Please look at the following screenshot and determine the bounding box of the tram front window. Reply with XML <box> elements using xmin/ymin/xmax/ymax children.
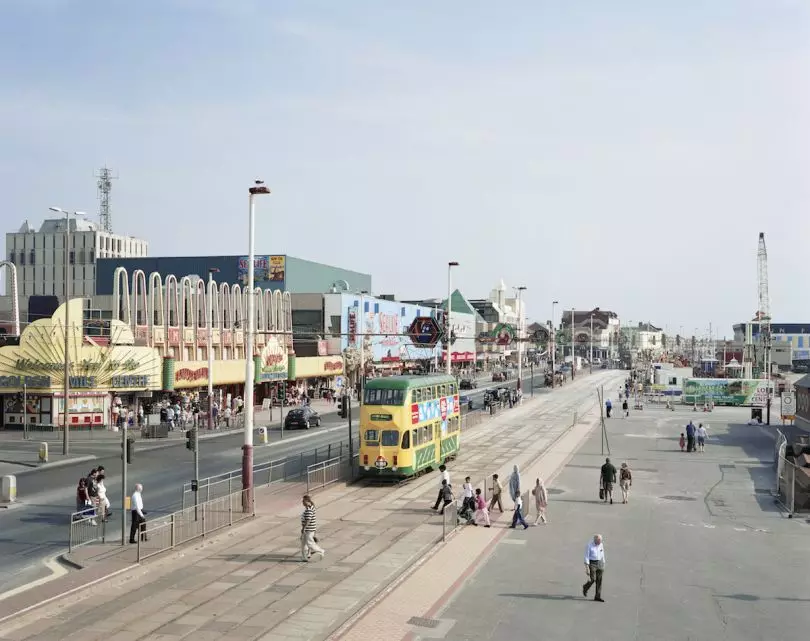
<box><xmin>381</xmin><ymin>430</ymin><xmax>399</xmax><ymax>446</ymax></box>
<box><xmin>364</xmin><ymin>389</ymin><xmax>405</xmax><ymax>405</ymax></box>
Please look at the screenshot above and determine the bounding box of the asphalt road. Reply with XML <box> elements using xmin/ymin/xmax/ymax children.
<box><xmin>0</xmin><ymin>371</ymin><xmax>540</xmax><ymax>595</ymax></box>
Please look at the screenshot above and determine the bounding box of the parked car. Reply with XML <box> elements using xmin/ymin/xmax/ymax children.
<box><xmin>460</xmin><ymin>378</ymin><xmax>477</xmax><ymax>390</ymax></box>
<box><xmin>491</xmin><ymin>372</ymin><xmax>505</xmax><ymax>382</ymax></box>
<box><xmin>284</xmin><ymin>407</ymin><xmax>322</xmax><ymax>430</ymax></box>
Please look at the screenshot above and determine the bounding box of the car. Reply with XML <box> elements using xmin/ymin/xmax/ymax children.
<box><xmin>491</xmin><ymin>372</ymin><xmax>505</xmax><ymax>382</ymax></box>
<box><xmin>459</xmin><ymin>379</ymin><xmax>477</xmax><ymax>390</ymax></box>
<box><xmin>284</xmin><ymin>407</ymin><xmax>321</xmax><ymax>430</ymax></box>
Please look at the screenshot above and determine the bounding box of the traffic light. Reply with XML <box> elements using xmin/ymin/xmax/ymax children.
<box><xmin>185</xmin><ymin>429</ymin><xmax>196</xmax><ymax>452</ymax></box>
<box><xmin>337</xmin><ymin>395</ymin><xmax>348</xmax><ymax>419</ymax></box>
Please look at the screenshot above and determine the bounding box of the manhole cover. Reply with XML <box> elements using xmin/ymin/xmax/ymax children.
<box><xmin>661</xmin><ymin>495</ymin><xmax>697</xmax><ymax>501</ymax></box>
<box><xmin>547</xmin><ymin>488</ymin><xmax>565</xmax><ymax>495</ymax></box>
<box><xmin>408</xmin><ymin>617</ymin><xmax>441</xmax><ymax>629</ymax></box>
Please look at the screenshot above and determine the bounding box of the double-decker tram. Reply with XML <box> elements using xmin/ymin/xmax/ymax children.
<box><xmin>358</xmin><ymin>374</ymin><xmax>461</xmax><ymax>478</ymax></box>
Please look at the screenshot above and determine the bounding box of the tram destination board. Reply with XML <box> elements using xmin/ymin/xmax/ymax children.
<box><xmin>407</xmin><ymin>316</ymin><xmax>443</xmax><ymax>348</ymax></box>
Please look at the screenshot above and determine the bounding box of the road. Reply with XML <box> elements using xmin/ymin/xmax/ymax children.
<box><xmin>0</xmin><ymin>370</ymin><xmax>542</xmax><ymax>595</ymax></box>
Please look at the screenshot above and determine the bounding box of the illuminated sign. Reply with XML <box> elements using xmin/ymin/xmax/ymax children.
<box><xmin>0</xmin><ymin>375</ymin><xmax>51</xmax><ymax>388</ymax></box>
<box><xmin>111</xmin><ymin>375</ymin><xmax>150</xmax><ymax>388</ymax></box>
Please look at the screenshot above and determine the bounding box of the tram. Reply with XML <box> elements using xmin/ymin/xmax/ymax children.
<box><xmin>358</xmin><ymin>374</ymin><xmax>461</xmax><ymax>478</ymax></box>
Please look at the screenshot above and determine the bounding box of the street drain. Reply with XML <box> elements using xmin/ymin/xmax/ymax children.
<box><xmin>661</xmin><ymin>495</ymin><xmax>697</xmax><ymax>501</ymax></box>
<box><xmin>408</xmin><ymin>617</ymin><xmax>441</xmax><ymax>629</ymax></box>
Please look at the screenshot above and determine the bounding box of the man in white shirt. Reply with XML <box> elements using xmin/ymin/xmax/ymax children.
<box><xmin>697</xmin><ymin>424</ymin><xmax>708</xmax><ymax>452</ymax></box>
<box><xmin>129</xmin><ymin>484</ymin><xmax>146</xmax><ymax>544</ymax></box>
<box><xmin>432</xmin><ymin>465</ymin><xmax>450</xmax><ymax>511</ymax></box>
<box><xmin>582</xmin><ymin>534</ymin><xmax>606</xmax><ymax>602</ymax></box>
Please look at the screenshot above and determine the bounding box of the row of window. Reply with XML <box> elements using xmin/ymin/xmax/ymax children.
<box><xmin>364</xmin><ymin>416</ymin><xmax>461</xmax><ymax>450</ymax></box>
<box><xmin>8</xmin><ymin>249</ymin><xmax>96</xmax><ymax>266</ymax></box>
<box><xmin>9</xmin><ymin>233</ymin><xmax>145</xmax><ymax>254</ymax></box>
<box><xmin>363</xmin><ymin>382</ymin><xmax>459</xmax><ymax>406</ymax></box>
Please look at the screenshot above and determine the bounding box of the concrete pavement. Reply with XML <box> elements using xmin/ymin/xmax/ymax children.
<box><xmin>0</xmin><ymin>370</ymin><xmax>620</xmax><ymax>640</ymax></box>
<box><xmin>409</xmin><ymin>407</ymin><xmax>808</xmax><ymax>641</ymax></box>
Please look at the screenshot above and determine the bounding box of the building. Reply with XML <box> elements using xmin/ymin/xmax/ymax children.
<box><xmin>795</xmin><ymin>374</ymin><xmax>810</xmax><ymax>434</ymax></box>
<box><xmin>733</xmin><ymin>322</ymin><xmax>810</xmax><ymax>367</ymax></box>
<box><xmin>620</xmin><ymin>321</ymin><xmax>664</xmax><ymax>356</ymax></box>
<box><xmin>560</xmin><ymin>309</ymin><xmax>621</xmax><ymax>361</ymax></box>
<box><xmin>1</xmin><ymin>217</ymin><xmax>148</xmax><ymax>326</ymax></box>
<box><xmin>469</xmin><ymin>279</ymin><xmax>526</xmax><ymax>367</ymax></box>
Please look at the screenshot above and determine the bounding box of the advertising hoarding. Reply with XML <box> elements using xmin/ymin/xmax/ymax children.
<box><xmin>682</xmin><ymin>378</ymin><xmax>774</xmax><ymax>407</ymax></box>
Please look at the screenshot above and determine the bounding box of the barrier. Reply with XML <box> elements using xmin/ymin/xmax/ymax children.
<box><xmin>441</xmin><ymin>502</ymin><xmax>458</xmax><ymax>542</ymax></box>
<box><xmin>69</xmin><ymin>509</ymin><xmax>106</xmax><ymax>552</ymax></box>
<box><xmin>138</xmin><ymin>489</ymin><xmax>254</xmax><ymax>562</ymax></box>
<box><xmin>306</xmin><ymin>456</ymin><xmax>345</xmax><ymax>493</ymax></box>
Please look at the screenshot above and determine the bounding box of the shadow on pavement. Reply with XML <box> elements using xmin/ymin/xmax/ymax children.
<box><xmin>213</xmin><ymin>553</ymin><xmax>301</xmax><ymax>564</ymax></box>
<box><xmin>714</xmin><ymin>593</ymin><xmax>810</xmax><ymax>603</ymax></box>
<box><xmin>499</xmin><ymin>593</ymin><xmax>580</xmax><ymax>601</ymax></box>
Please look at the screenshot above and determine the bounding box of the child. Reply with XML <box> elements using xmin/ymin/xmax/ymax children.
<box><xmin>474</xmin><ymin>488</ymin><xmax>491</xmax><ymax>527</ymax></box>
<box><xmin>679</xmin><ymin>433</ymin><xmax>686</xmax><ymax>452</ymax></box>
<box><xmin>509</xmin><ymin>494</ymin><xmax>529</xmax><ymax>530</ymax></box>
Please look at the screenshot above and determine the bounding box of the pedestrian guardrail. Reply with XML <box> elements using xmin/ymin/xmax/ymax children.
<box><xmin>69</xmin><ymin>509</ymin><xmax>106</xmax><ymax>552</ymax></box>
<box><xmin>137</xmin><ymin>489</ymin><xmax>254</xmax><ymax>562</ymax></box>
<box><xmin>306</xmin><ymin>456</ymin><xmax>347</xmax><ymax>493</ymax></box>
<box><xmin>441</xmin><ymin>502</ymin><xmax>458</xmax><ymax>542</ymax></box>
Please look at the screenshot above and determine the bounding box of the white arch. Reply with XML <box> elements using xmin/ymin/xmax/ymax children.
<box><xmin>179</xmin><ymin>276</ymin><xmax>195</xmax><ymax>331</ymax></box>
<box><xmin>231</xmin><ymin>284</ymin><xmax>243</xmax><ymax>330</ymax></box>
<box><xmin>132</xmin><ymin>269</ymin><xmax>148</xmax><ymax>330</ymax></box>
<box><xmin>165</xmin><ymin>274</ymin><xmax>179</xmax><ymax>329</ymax></box>
<box><xmin>112</xmin><ymin>266</ymin><xmax>131</xmax><ymax>326</ymax></box>
<box><xmin>220</xmin><ymin>282</ymin><xmax>231</xmax><ymax>330</ymax></box>
<box><xmin>0</xmin><ymin>261</ymin><xmax>19</xmax><ymax>336</ymax></box>
<box><xmin>148</xmin><ymin>272</ymin><xmax>164</xmax><ymax>330</ymax></box>
<box><xmin>263</xmin><ymin>290</ymin><xmax>276</xmax><ymax>332</ymax></box>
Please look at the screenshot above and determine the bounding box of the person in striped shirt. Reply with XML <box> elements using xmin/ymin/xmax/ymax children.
<box><xmin>301</xmin><ymin>494</ymin><xmax>325</xmax><ymax>562</ymax></box>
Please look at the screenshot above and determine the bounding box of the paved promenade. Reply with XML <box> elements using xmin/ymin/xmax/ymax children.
<box><xmin>0</xmin><ymin>370</ymin><xmax>621</xmax><ymax>641</ymax></box>
<box><xmin>411</xmin><ymin>407</ymin><xmax>808</xmax><ymax>641</ymax></box>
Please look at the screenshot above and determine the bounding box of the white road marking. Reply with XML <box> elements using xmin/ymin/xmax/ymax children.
<box><xmin>0</xmin><ymin>554</ymin><xmax>67</xmax><ymax>602</ymax></box>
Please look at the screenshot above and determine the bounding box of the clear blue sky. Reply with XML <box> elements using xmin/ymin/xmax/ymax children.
<box><xmin>1</xmin><ymin>0</ymin><xmax>808</xmax><ymax>336</ymax></box>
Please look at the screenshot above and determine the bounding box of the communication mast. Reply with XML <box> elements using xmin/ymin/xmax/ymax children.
<box><xmin>757</xmin><ymin>232</ymin><xmax>771</xmax><ymax>381</ymax></box>
<box><xmin>96</xmin><ymin>166</ymin><xmax>117</xmax><ymax>233</ymax></box>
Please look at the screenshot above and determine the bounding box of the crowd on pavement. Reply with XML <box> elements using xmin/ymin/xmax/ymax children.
<box><xmin>74</xmin><ymin>466</ymin><xmax>111</xmax><ymax>525</ymax></box>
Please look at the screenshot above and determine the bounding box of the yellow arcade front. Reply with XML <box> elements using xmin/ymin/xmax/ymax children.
<box><xmin>359</xmin><ymin>374</ymin><xmax>460</xmax><ymax>477</ymax></box>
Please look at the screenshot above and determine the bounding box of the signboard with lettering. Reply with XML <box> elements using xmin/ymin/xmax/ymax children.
<box><xmin>407</xmin><ymin>316</ymin><xmax>442</xmax><ymax>348</ymax></box>
<box><xmin>258</xmin><ymin>336</ymin><xmax>288</xmax><ymax>382</ymax></box>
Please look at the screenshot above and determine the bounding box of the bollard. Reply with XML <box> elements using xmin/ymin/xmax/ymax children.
<box><xmin>1</xmin><ymin>475</ymin><xmax>17</xmax><ymax>504</ymax></box>
<box><xmin>258</xmin><ymin>427</ymin><xmax>268</xmax><ymax>445</ymax></box>
<box><xmin>39</xmin><ymin>442</ymin><xmax>49</xmax><ymax>463</ymax></box>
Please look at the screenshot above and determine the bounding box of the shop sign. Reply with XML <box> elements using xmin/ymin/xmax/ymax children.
<box><xmin>111</xmin><ymin>375</ymin><xmax>150</xmax><ymax>388</ymax></box>
<box><xmin>176</xmin><ymin>367</ymin><xmax>209</xmax><ymax>384</ymax></box>
<box><xmin>0</xmin><ymin>375</ymin><xmax>51</xmax><ymax>388</ymax></box>
<box><xmin>348</xmin><ymin>309</ymin><xmax>357</xmax><ymax>345</ymax></box>
<box><xmin>323</xmin><ymin>360</ymin><xmax>342</xmax><ymax>372</ymax></box>
<box><xmin>14</xmin><ymin>358</ymin><xmax>141</xmax><ymax>374</ymax></box>
<box><xmin>259</xmin><ymin>337</ymin><xmax>288</xmax><ymax>382</ymax></box>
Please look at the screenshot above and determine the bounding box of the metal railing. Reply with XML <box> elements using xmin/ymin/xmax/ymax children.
<box><xmin>441</xmin><ymin>502</ymin><xmax>458</xmax><ymax>541</ymax></box>
<box><xmin>69</xmin><ymin>508</ymin><xmax>106</xmax><ymax>552</ymax></box>
<box><xmin>137</xmin><ymin>489</ymin><xmax>254</xmax><ymax>562</ymax></box>
<box><xmin>306</xmin><ymin>456</ymin><xmax>346</xmax><ymax>493</ymax></box>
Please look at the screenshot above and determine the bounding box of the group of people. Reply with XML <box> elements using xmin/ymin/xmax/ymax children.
<box><xmin>74</xmin><ymin>466</ymin><xmax>111</xmax><ymax>525</ymax></box>
<box><xmin>681</xmin><ymin>420</ymin><xmax>708</xmax><ymax>452</ymax></box>
<box><xmin>599</xmin><ymin>458</ymin><xmax>633</xmax><ymax>504</ymax></box>
<box><xmin>431</xmin><ymin>464</ymin><xmax>549</xmax><ymax>529</ymax></box>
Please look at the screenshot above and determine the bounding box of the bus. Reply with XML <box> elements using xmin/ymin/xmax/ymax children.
<box><xmin>359</xmin><ymin>374</ymin><xmax>461</xmax><ymax>478</ymax></box>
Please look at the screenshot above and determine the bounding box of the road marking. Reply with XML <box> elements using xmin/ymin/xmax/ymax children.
<box><xmin>0</xmin><ymin>554</ymin><xmax>67</xmax><ymax>603</ymax></box>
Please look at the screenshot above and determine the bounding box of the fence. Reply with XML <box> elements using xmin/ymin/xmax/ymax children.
<box><xmin>68</xmin><ymin>509</ymin><xmax>106</xmax><ymax>552</ymax></box>
<box><xmin>137</xmin><ymin>489</ymin><xmax>254</xmax><ymax>562</ymax></box>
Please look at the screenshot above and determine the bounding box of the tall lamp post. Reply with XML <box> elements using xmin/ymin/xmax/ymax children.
<box><xmin>358</xmin><ymin>290</ymin><xmax>368</xmax><ymax>404</ymax></box>
<box><xmin>515</xmin><ymin>286</ymin><xmax>526</xmax><ymax>394</ymax></box>
<box><xmin>550</xmin><ymin>300</ymin><xmax>558</xmax><ymax>388</ymax></box>
<box><xmin>49</xmin><ymin>207</ymin><xmax>85</xmax><ymax>455</ymax></box>
<box><xmin>590</xmin><ymin>314</ymin><xmax>594</xmax><ymax>374</ymax></box>
<box><xmin>570</xmin><ymin>308</ymin><xmax>576</xmax><ymax>380</ymax></box>
<box><xmin>446</xmin><ymin>262</ymin><xmax>459</xmax><ymax>376</ymax></box>
<box><xmin>242</xmin><ymin>181</ymin><xmax>270</xmax><ymax>504</ymax></box>
<box><xmin>207</xmin><ymin>268</ymin><xmax>220</xmax><ymax>429</ymax></box>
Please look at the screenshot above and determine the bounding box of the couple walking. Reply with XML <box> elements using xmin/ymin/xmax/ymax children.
<box><xmin>600</xmin><ymin>458</ymin><xmax>633</xmax><ymax>504</ymax></box>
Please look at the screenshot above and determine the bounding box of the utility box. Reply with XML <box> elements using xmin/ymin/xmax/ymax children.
<box><xmin>1</xmin><ymin>475</ymin><xmax>17</xmax><ymax>503</ymax></box>
<box><xmin>39</xmin><ymin>442</ymin><xmax>49</xmax><ymax>463</ymax></box>
<box><xmin>258</xmin><ymin>427</ymin><xmax>268</xmax><ymax>444</ymax></box>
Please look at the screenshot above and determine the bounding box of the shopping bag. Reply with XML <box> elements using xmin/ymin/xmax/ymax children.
<box><xmin>599</xmin><ymin>488</ymin><xmax>605</xmax><ymax>500</ymax></box>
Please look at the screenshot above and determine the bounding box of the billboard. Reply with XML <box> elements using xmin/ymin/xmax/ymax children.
<box><xmin>237</xmin><ymin>255</ymin><xmax>285</xmax><ymax>285</ymax></box>
<box><xmin>682</xmin><ymin>378</ymin><xmax>774</xmax><ymax>407</ymax></box>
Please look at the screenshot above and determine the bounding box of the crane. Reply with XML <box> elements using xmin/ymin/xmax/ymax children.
<box><xmin>757</xmin><ymin>232</ymin><xmax>771</xmax><ymax>382</ymax></box>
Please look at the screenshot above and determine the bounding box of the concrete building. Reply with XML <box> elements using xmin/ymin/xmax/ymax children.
<box><xmin>1</xmin><ymin>217</ymin><xmax>148</xmax><ymax>325</ymax></box>
<box><xmin>621</xmin><ymin>321</ymin><xmax>664</xmax><ymax>356</ymax></box>
<box><xmin>468</xmin><ymin>279</ymin><xmax>527</xmax><ymax>366</ymax></box>
<box><xmin>560</xmin><ymin>309</ymin><xmax>621</xmax><ymax>361</ymax></box>
<box><xmin>733</xmin><ymin>322</ymin><xmax>810</xmax><ymax>367</ymax></box>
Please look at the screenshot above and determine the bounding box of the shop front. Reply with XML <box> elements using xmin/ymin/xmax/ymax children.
<box><xmin>254</xmin><ymin>336</ymin><xmax>291</xmax><ymax>405</ymax></box>
<box><xmin>289</xmin><ymin>355</ymin><xmax>343</xmax><ymax>398</ymax></box>
<box><xmin>161</xmin><ymin>357</ymin><xmax>249</xmax><ymax>413</ymax></box>
<box><xmin>0</xmin><ymin>301</ymin><xmax>162</xmax><ymax>430</ymax></box>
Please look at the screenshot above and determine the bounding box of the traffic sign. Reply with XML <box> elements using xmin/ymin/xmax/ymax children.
<box><xmin>781</xmin><ymin>392</ymin><xmax>795</xmax><ymax>421</ymax></box>
<box><xmin>408</xmin><ymin>316</ymin><xmax>442</xmax><ymax>348</ymax></box>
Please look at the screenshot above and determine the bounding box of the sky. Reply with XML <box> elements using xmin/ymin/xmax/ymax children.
<box><xmin>1</xmin><ymin>0</ymin><xmax>808</xmax><ymax>337</ymax></box>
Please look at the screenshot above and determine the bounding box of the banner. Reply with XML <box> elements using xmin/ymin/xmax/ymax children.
<box><xmin>682</xmin><ymin>378</ymin><xmax>773</xmax><ymax>407</ymax></box>
<box><xmin>237</xmin><ymin>256</ymin><xmax>270</xmax><ymax>285</ymax></box>
<box><xmin>268</xmin><ymin>255</ymin><xmax>285</xmax><ymax>282</ymax></box>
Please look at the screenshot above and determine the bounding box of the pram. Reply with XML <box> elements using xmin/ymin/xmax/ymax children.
<box><xmin>457</xmin><ymin>498</ymin><xmax>476</xmax><ymax>525</ymax></box>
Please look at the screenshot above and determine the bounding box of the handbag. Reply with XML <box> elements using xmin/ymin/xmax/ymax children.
<box><xmin>599</xmin><ymin>488</ymin><xmax>605</xmax><ymax>500</ymax></box>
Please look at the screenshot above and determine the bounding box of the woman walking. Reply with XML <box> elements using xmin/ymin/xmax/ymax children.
<box><xmin>473</xmin><ymin>488</ymin><xmax>491</xmax><ymax>527</ymax></box>
<box><xmin>508</xmin><ymin>465</ymin><xmax>522</xmax><ymax>510</ymax></box>
<box><xmin>619</xmin><ymin>462</ymin><xmax>633</xmax><ymax>504</ymax></box>
<box><xmin>532</xmin><ymin>477</ymin><xmax>548</xmax><ymax>524</ymax></box>
<box><xmin>96</xmin><ymin>473</ymin><xmax>111</xmax><ymax>522</ymax></box>
<box><xmin>75</xmin><ymin>478</ymin><xmax>97</xmax><ymax>525</ymax></box>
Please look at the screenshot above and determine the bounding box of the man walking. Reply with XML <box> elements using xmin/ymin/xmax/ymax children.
<box><xmin>697</xmin><ymin>423</ymin><xmax>708</xmax><ymax>452</ymax></box>
<box><xmin>600</xmin><ymin>457</ymin><xmax>617</xmax><ymax>505</ymax></box>
<box><xmin>300</xmin><ymin>494</ymin><xmax>325</xmax><ymax>562</ymax></box>
<box><xmin>488</xmin><ymin>473</ymin><xmax>504</xmax><ymax>513</ymax></box>
<box><xmin>685</xmin><ymin>421</ymin><xmax>696</xmax><ymax>453</ymax></box>
<box><xmin>432</xmin><ymin>465</ymin><xmax>450</xmax><ymax>511</ymax></box>
<box><xmin>129</xmin><ymin>483</ymin><xmax>146</xmax><ymax>544</ymax></box>
<box><xmin>582</xmin><ymin>534</ymin><xmax>606</xmax><ymax>602</ymax></box>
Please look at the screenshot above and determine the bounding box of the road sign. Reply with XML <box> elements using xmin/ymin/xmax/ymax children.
<box><xmin>408</xmin><ymin>316</ymin><xmax>442</xmax><ymax>348</ymax></box>
<box><xmin>781</xmin><ymin>392</ymin><xmax>795</xmax><ymax>421</ymax></box>
<box><xmin>334</xmin><ymin>375</ymin><xmax>344</xmax><ymax>390</ymax></box>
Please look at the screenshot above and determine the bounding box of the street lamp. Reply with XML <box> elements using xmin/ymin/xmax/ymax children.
<box><xmin>446</xmin><ymin>262</ymin><xmax>459</xmax><ymax>376</ymax></box>
<box><xmin>515</xmin><ymin>286</ymin><xmax>527</xmax><ymax>395</ymax></box>
<box><xmin>358</xmin><ymin>290</ymin><xmax>368</xmax><ymax>404</ymax></box>
<box><xmin>590</xmin><ymin>314</ymin><xmax>594</xmax><ymax>374</ymax></box>
<box><xmin>242</xmin><ymin>180</ymin><xmax>270</xmax><ymax>504</ymax></box>
<box><xmin>207</xmin><ymin>267</ymin><xmax>220</xmax><ymax>429</ymax></box>
<box><xmin>49</xmin><ymin>206</ymin><xmax>86</xmax><ymax>456</ymax></box>
<box><xmin>570</xmin><ymin>308</ymin><xmax>576</xmax><ymax>380</ymax></box>
<box><xmin>550</xmin><ymin>300</ymin><xmax>558</xmax><ymax>388</ymax></box>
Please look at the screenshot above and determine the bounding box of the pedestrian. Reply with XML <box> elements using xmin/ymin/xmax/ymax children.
<box><xmin>600</xmin><ymin>457</ymin><xmax>617</xmax><ymax>504</ymax></box>
<box><xmin>605</xmin><ymin>398</ymin><xmax>612</xmax><ymax>418</ymax></box>
<box><xmin>462</xmin><ymin>476</ymin><xmax>475</xmax><ymax>515</ymax></box>
<box><xmin>129</xmin><ymin>483</ymin><xmax>146</xmax><ymax>544</ymax></box>
<box><xmin>75</xmin><ymin>478</ymin><xmax>97</xmax><ymax>525</ymax></box>
<box><xmin>223</xmin><ymin>406</ymin><xmax>232</xmax><ymax>428</ymax></box>
<box><xmin>438</xmin><ymin>479</ymin><xmax>454</xmax><ymax>514</ymax></box>
<box><xmin>432</xmin><ymin>465</ymin><xmax>450</xmax><ymax>511</ymax></box>
<box><xmin>508</xmin><ymin>464</ymin><xmax>521</xmax><ymax>510</ymax></box>
<box><xmin>488</xmin><ymin>473</ymin><xmax>504</xmax><ymax>513</ymax></box>
<box><xmin>96</xmin><ymin>473</ymin><xmax>111</xmax><ymax>521</ymax></box>
<box><xmin>509</xmin><ymin>494</ymin><xmax>529</xmax><ymax>529</ymax></box>
<box><xmin>679</xmin><ymin>432</ymin><xmax>686</xmax><ymax>452</ymax></box>
<box><xmin>619</xmin><ymin>463</ymin><xmax>632</xmax><ymax>504</ymax></box>
<box><xmin>697</xmin><ymin>423</ymin><xmax>707</xmax><ymax>452</ymax></box>
<box><xmin>473</xmin><ymin>488</ymin><xmax>491</xmax><ymax>527</ymax></box>
<box><xmin>685</xmin><ymin>421</ymin><xmax>696</xmax><ymax>453</ymax></box>
<box><xmin>532</xmin><ymin>477</ymin><xmax>548</xmax><ymax>525</ymax></box>
<box><xmin>582</xmin><ymin>534</ymin><xmax>606</xmax><ymax>602</ymax></box>
<box><xmin>622</xmin><ymin>398</ymin><xmax>629</xmax><ymax>418</ymax></box>
<box><xmin>86</xmin><ymin>468</ymin><xmax>99</xmax><ymax>500</ymax></box>
<box><xmin>300</xmin><ymin>494</ymin><xmax>325</xmax><ymax>562</ymax></box>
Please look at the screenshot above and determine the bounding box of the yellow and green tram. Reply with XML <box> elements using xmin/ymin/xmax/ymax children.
<box><xmin>359</xmin><ymin>374</ymin><xmax>461</xmax><ymax>478</ymax></box>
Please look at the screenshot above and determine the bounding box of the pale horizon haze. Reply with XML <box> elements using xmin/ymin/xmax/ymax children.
<box><xmin>1</xmin><ymin>0</ymin><xmax>808</xmax><ymax>337</ymax></box>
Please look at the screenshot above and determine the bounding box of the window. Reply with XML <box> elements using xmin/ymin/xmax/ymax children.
<box><xmin>29</xmin><ymin>250</ymin><xmax>35</xmax><ymax>265</ymax></box>
<box><xmin>69</xmin><ymin>251</ymin><xmax>75</xmax><ymax>264</ymax></box>
<box><xmin>412</xmin><ymin>429</ymin><xmax>420</xmax><ymax>447</ymax></box>
<box><xmin>19</xmin><ymin>253</ymin><xmax>25</xmax><ymax>266</ymax></box>
<box><xmin>423</xmin><ymin>425</ymin><xmax>431</xmax><ymax>442</ymax></box>
<box><xmin>364</xmin><ymin>388</ymin><xmax>405</xmax><ymax>406</ymax></box>
<box><xmin>89</xmin><ymin>249</ymin><xmax>94</xmax><ymax>263</ymax></box>
<box><xmin>365</xmin><ymin>429</ymin><xmax>379</xmax><ymax>443</ymax></box>
<box><xmin>414</xmin><ymin>389</ymin><xmax>422</xmax><ymax>403</ymax></box>
<box><xmin>381</xmin><ymin>430</ymin><xmax>399</xmax><ymax>447</ymax></box>
<box><xmin>8</xmin><ymin>252</ymin><xmax>14</xmax><ymax>264</ymax></box>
